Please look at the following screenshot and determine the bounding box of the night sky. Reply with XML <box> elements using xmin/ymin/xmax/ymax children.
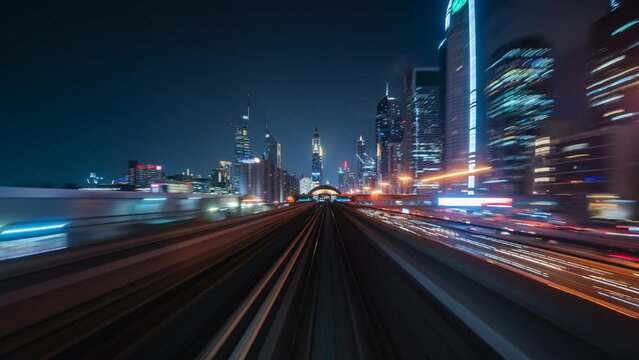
<box><xmin>1</xmin><ymin>0</ymin><xmax>607</xmax><ymax>187</ymax></box>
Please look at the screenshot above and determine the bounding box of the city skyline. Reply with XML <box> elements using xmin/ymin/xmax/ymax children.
<box><xmin>0</xmin><ymin>1</ymin><xmax>610</xmax><ymax>188</ymax></box>
<box><xmin>2</xmin><ymin>2</ymin><xmax>639</xmax><ymax>358</ymax></box>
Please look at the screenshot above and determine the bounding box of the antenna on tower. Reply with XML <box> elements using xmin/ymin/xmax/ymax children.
<box><xmin>243</xmin><ymin>94</ymin><xmax>250</xmax><ymax>122</ymax></box>
<box><xmin>385</xmin><ymin>81</ymin><xmax>389</xmax><ymax>97</ymax></box>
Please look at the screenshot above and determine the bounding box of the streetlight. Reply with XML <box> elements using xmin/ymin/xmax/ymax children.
<box><xmin>363</xmin><ymin>186</ymin><xmax>370</xmax><ymax>194</ymax></box>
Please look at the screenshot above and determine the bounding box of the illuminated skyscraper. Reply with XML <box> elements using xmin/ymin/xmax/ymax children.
<box><xmin>444</xmin><ymin>0</ymin><xmax>478</xmax><ymax>194</ymax></box>
<box><xmin>401</xmin><ymin>68</ymin><xmax>445</xmax><ymax>194</ymax></box>
<box><xmin>338</xmin><ymin>161</ymin><xmax>356</xmax><ymax>193</ymax></box>
<box><xmin>133</xmin><ymin>164</ymin><xmax>164</xmax><ymax>188</ymax></box>
<box><xmin>356</xmin><ymin>136</ymin><xmax>366</xmax><ymax>187</ymax></box>
<box><xmin>588</xmin><ymin>1</ymin><xmax>639</xmax><ymax>127</ymax></box>
<box><xmin>233</xmin><ymin>99</ymin><xmax>250</xmax><ymax>192</ymax></box>
<box><xmin>355</xmin><ymin>136</ymin><xmax>376</xmax><ymax>191</ymax></box>
<box><xmin>311</xmin><ymin>128</ymin><xmax>323</xmax><ymax>186</ymax></box>
<box><xmin>264</xmin><ymin>127</ymin><xmax>283</xmax><ymax>202</ymax></box>
<box><xmin>485</xmin><ymin>37</ymin><xmax>555</xmax><ymax>196</ymax></box>
<box><xmin>375</xmin><ymin>83</ymin><xmax>402</xmax><ymax>188</ymax></box>
<box><xmin>264</xmin><ymin>127</ymin><xmax>282</xmax><ymax>169</ymax></box>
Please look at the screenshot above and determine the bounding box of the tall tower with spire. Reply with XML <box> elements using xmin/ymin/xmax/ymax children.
<box><xmin>375</xmin><ymin>82</ymin><xmax>402</xmax><ymax>189</ymax></box>
<box><xmin>232</xmin><ymin>95</ymin><xmax>251</xmax><ymax>192</ymax></box>
<box><xmin>311</xmin><ymin>128</ymin><xmax>324</xmax><ymax>186</ymax></box>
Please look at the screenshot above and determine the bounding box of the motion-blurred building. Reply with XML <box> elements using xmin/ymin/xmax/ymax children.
<box><xmin>311</xmin><ymin>128</ymin><xmax>324</xmax><ymax>187</ymax></box>
<box><xmin>401</xmin><ymin>68</ymin><xmax>445</xmax><ymax>194</ymax></box>
<box><xmin>533</xmin><ymin>123</ymin><xmax>639</xmax><ymax>221</ymax></box>
<box><xmin>443</xmin><ymin>0</ymin><xmax>478</xmax><ymax>194</ymax></box>
<box><xmin>588</xmin><ymin>0</ymin><xmax>639</xmax><ymax>127</ymax></box>
<box><xmin>484</xmin><ymin>37</ymin><xmax>555</xmax><ymax>196</ymax></box>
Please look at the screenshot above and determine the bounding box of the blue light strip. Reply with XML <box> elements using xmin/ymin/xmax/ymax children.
<box><xmin>467</xmin><ymin>0</ymin><xmax>477</xmax><ymax>195</ymax></box>
<box><xmin>1</xmin><ymin>223</ymin><xmax>67</xmax><ymax>235</ymax></box>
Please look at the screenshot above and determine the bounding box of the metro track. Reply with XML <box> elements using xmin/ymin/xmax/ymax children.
<box><xmin>1</xmin><ymin>202</ymin><xmax>638</xmax><ymax>359</ymax></box>
<box><xmin>0</xmin><ymin>204</ymin><xmax>315</xmax><ymax>358</ymax></box>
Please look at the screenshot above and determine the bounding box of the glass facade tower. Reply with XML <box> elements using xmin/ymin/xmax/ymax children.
<box><xmin>401</xmin><ymin>68</ymin><xmax>444</xmax><ymax>194</ymax></box>
<box><xmin>485</xmin><ymin>37</ymin><xmax>555</xmax><ymax>196</ymax></box>
<box><xmin>311</xmin><ymin>128</ymin><xmax>324</xmax><ymax>187</ymax></box>
<box><xmin>588</xmin><ymin>1</ymin><xmax>639</xmax><ymax>127</ymax></box>
<box><xmin>444</xmin><ymin>0</ymin><xmax>478</xmax><ymax>194</ymax></box>
<box><xmin>375</xmin><ymin>83</ymin><xmax>402</xmax><ymax>189</ymax></box>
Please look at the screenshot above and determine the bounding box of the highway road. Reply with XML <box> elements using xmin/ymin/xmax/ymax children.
<box><xmin>0</xmin><ymin>202</ymin><xmax>637</xmax><ymax>359</ymax></box>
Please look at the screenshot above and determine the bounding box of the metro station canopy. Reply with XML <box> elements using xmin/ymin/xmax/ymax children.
<box><xmin>308</xmin><ymin>185</ymin><xmax>341</xmax><ymax>196</ymax></box>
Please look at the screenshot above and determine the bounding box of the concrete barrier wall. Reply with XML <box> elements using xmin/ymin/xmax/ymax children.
<box><xmin>0</xmin><ymin>187</ymin><xmax>241</xmax><ymax>228</ymax></box>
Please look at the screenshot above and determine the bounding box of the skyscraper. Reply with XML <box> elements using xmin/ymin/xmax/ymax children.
<box><xmin>401</xmin><ymin>68</ymin><xmax>445</xmax><ymax>194</ymax></box>
<box><xmin>233</xmin><ymin>100</ymin><xmax>250</xmax><ymax>193</ymax></box>
<box><xmin>375</xmin><ymin>83</ymin><xmax>402</xmax><ymax>188</ymax></box>
<box><xmin>588</xmin><ymin>0</ymin><xmax>639</xmax><ymax>127</ymax></box>
<box><xmin>311</xmin><ymin>128</ymin><xmax>324</xmax><ymax>186</ymax></box>
<box><xmin>133</xmin><ymin>164</ymin><xmax>164</xmax><ymax>188</ymax></box>
<box><xmin>264</xmin><ymin>127</ymin><xmax>282</xmax><ymax>169</ymax></box>
<box><xmin>356</xmin><ymin>136</ymin><xmax>366</xmax><ymax>187</ymax></box>
<box><xmin>211</xmin><ymin>160</ymin><xmax>233</xmax><ymax>193</ymax></box>
<box><xmin>264</xmin><ymin>127</ymin><xmax>283</xmax><ymax>202</ymax></box>
<box><xmin>355</xmin><ymin>136</ymin><xmax>376</xmax><ymax>192</ymax></box>
<box><xmin>485</xmin><ymin>37</ymin><xmax>555</xmax><ymax>196</ymax></box>
<box><xmin>444</xmin><ymin>0</ymin><xmax>478</xmax><ymax>194</ymax></box>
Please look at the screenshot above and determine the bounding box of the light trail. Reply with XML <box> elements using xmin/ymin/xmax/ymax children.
<box><xmin>420</xmin><ymin>166</ymin><xmax>491</xmax><ymax>183</ymax></box>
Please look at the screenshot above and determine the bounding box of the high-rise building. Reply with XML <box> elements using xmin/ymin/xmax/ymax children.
<box><xmin>588</xmin><ymin>1</ymin><xmax>639</xmax><ymax>127</ymax></box>
<box><xmin>355</xmin><ymin>136</ymin><xmax>376</xmax><ymax>192</ymax></box>
<box><xmin>401</xmin><ymin>68</ymin><xmax>445</xmax><ymax>194</ymax></box>
<box><xmin>133</xmin><ymin>164</ymin><xmax>164</xmax><ymax>188</ymax></box>
<box><xmin>127</xmin><ymin>160</ymin><xmax>139</xmax><ymax>185</ymax></box>
<box><xmin>282</xmin><ymin>171</ymin><xmax>299</xmax><ymax>199</ymax></box>
<box><xmin>485</xmin><ymin>37</ymin><xmax>555</xmax><ymax>196</ymax></box>
<box><xmin>375</xmin><ymin>83</ymin><xmax>402</xmax><ymax>188</ymax></box>
<box><xmin>264</xmin><ymin>127</ymin><xmax>283</xmax><ymax>202</ymax></box>
<box><xmin>356</xmin><ymin>136</ymin><xmax>365</xmax><ymax>188</ymax></box>
<box><xmin>533</xmin><ymin>123</ymin><xmax>639</xmax><ymax>221</ymax></box>
<box><xmin>233</xmin><ymin>100</ymin><xmax>251</xmax><ymax>193</ymax></box>
<box><xmin>444</xmin><ymin>0</ymin><xmax>478</xmax><ymax>194</ymax></box>
<box><xmin>337</xmin><ymin>161</ymin><xmax>357</xmax><ymax>193</ymax></box>
<box><xmin>238</xmin><ymin>156</ymin><xmax>263</xmax><ymax>199</ymax></box>
<box><xmin>264</xmin><ymin>127</ymin><xmax>282</xmax><ymax>169</ymax></box>
<box><xmin>311</xmin><ymin>128</ymin><xmax>324</xmax><ymax>186</ymax></box>
<box><xmin>211</xmin><ymin>160</ymin><xmax>232</xmax><ymax>191</ymax></box>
